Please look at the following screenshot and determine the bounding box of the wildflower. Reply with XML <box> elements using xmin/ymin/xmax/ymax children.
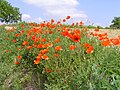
<box><xmin>63</xmin><ymin>19</ymin><xmax>66</xmax><ymax>22</ymax></box>
<box><xmin>72</xmin><ymin>34</ymin><xmax>80</xmax><ymax>42</ymax></box>
<box><xmin>42</xmin><ymin>55</ymin><xmax>49</xmax><ymax>60</ymax></box>
<box><xmin>15</xmin><ymin>34</ymin><xmax>19</xmax><ymax>37</ymax></box>
<box><xmin>55</xmin><ymin>46</ymin><xmax>62</xmax><ymax>51</ymax></box>
<box><xmin>47</xmin><ymin>43</ymin><xmax>53</xmax><ymax>47</ymax></box>
<box><xmin>41</xmin><ymin>38</ymin><xmax>46</xmax><ymax>42</ymax></box>
<box><xmin>15</xmin><ymin>61</ymin><xmax>20</xmax><ymax>65</ymax></box>
<box><xmin>12</xmin><ymin>39</ymin><xmax>16</xmax><ymax>43</ymax></box>
<box><xmin>5</xmin><ymin>38</ymin><xmax>9</xmax><ymax>40</ymax></box>
<box><xmin>110</xmin><ymin>38</ymin><xmax>119</xmax><ymax>45</ymax></box>
<box><xmin>17</xmin><ymin>48</ymin><xmax>21</xmax><ymax>50</ymax></box>
<box><xmin>27</xmin><ymin>46</ymin><xmax>32</xmax><ymax>50</ymax></box>
<box><xmin>45</xmin><ymin>68</ymin><xmax>51</xmax><ymax>73</ymax></box>
<box><xmin>22</xmin><ymin>41</ymin><xmax>29</xmax><ymax>46</ymax></box>
<box><xmin>36</xmin><ymin>54</ymin><xmax>42</xmax><ymax>60</ymax></box>
<box><xmin>69</xmin><ymin>45</ymin><xmax>76</xmax><ymax>50</ymax></box>
<box><xmin>54</xmin><ymin>37</ymin><xmax>60</xmax><ymax>43</ymax></box>
<box><xmin>79</xmin><ymin>21</ymin><xmax>83</xmax><ymax>26</ymax></box>
<box><xmin>72</xmin><ymin>23</ymin><xmax>74</xmax><ymax>26</ymax></box>
<box><xmin>5</xmin><ymin>50</ymin><xmax>9</xmax><ymax>53</ymax></box>
<box><xmin>66</xmin><ymin>16</ymin><xmax>70</xmax><ymax>19</ymax></box>
<box><xmin>54</xmin><ymin>53</ymin><xmax>59</xmax><ymax>58</ymax></box>
<box><xmin>18</xmin><ymin>55</ymin><xmax>22</xmax><ymax>59</ymax></box>
<box><xmin>51</xmin><ymin>19</ymin><xmax>55</xmax><ymax>23</ymax></box>
<box><xmin>37</xmin><ymin>44</ymin><xmax>43</xmax><ymax>48</ymax></box>
<box><xmin>84</xmin><ymin>43</ymin><xmax>91</xmax><ymax>48</ymax></box>
<box><xmin>40</xmin><ymin>49</ymin><xmax>49</xmax><ymax>54</ymax></box>
<box><xmin>73</xmin><ymin>29</ymin><xmax>81</xmax><ymax>35</ymax></box>
<box><xmin>34</xmin><ymin>59</ymin><xmax>40</xmax><ymax>64</ymax></box>
<box><xmin>101</xmin><ymin>40</ymin><xmax>111</xmax><ymax>46</ymax></box>
<box><xmin>86</xmin><ymin>46</ymin><xmax>94</xmax><ymax>54</ymax></box>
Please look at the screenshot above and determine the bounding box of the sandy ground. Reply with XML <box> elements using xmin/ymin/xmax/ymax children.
<box><xmin>90</xmin><ymin>29</ymin><xmax>120</xmax><ymax>38</ymax></box>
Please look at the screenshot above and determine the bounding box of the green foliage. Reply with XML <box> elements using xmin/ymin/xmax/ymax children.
<box><xmin>0</xmin><ymin>22</ymin><xmax>120</xmax><ymax>90</ymax></box>
<box><xmin>110</xmin><ymin>17</ymin><xmax>120</xmax><ymax>29</ymax></box>
<box><xmin>0</xmin><ymin>0</ymin><xmax>21</xmax><ymax>24</ymax></box>
<box><xmin>87</xmin><ymin>25</ymin><xmax>96</xmax><ymax>29</ymax></box>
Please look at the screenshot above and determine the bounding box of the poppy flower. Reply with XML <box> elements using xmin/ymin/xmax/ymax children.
<box><xmin>45</xmin><ymin>68</ymin><xmax>51</xmax><ymax>73</ymax></box>
<box><xmin>5</xmin><ymin>50</ymin><xmax>9</xmax><ymax>53</ymax></box>
<box><xmin>54</xmin><ymin>53</ymin><xmax>59</xmax><ymax>58</ymax></box>
<box><xmin>15</xmin><ymin>34</ymin><xmax>19</xmax><ymax>37</ymax></box>
<box><xmin>22</xmin><ymin>41</ymin><xmax>29</xmax><ymax>46</ymax></box>
<box><xmin>15</xmin><ymin>61</ymin><xmax>20</xmax><ymax>65</ymax></box>
<box><xmin>41</xmin><ymin>38</ymin><xmax>46</xmax><ymax>42</ymax></box>
<box><xmin>51</xmin><ymin>19</ymin><xmax>54</xmax><ymax>23</ymax></box>
<box><xmin>80</xmin><ymin>21</ymin><xmax>83</xmax><ymax>26</ymax></box>
<box><xmin>69</xmin><ymin>45</ymin><xmax>76</xmax><ymax>50</ymax></box>
<box><xmin>34</xmin><ymin>59</ymin><xmax>40</xmax><ymax>64</ymax></box>
<box><xmin>84</xmin><ymin>43</ymin><xmax>91</xmax><ymax>48</ymax></box>
<box><xmin>101</xmin><ymin>40</ymin><xmax>111</xmax><ymax>46</ymax></box>
<box><xmin>86</xmin><ymin>46</ymin><xmax>94</xmax><ymax>54</ymax></box>
<box><xmin>42</xmin><ymin>55</ymin><xmax>49</xmax><ymax>60</ymax></box>
<box><xmin>72</xmin><ymin>23</ymin><xmax>74</xmax><ymax>26</ymax></box>
<box><xmin>54</xmin><ymin>38</ymin><xmax>60</xmax><ymax>43</ymax></box>
<box><xmin>63</xmin><ymin>19</ymin><xmax>66</xmax><ymax>22</ymax></box>
<box><xmin>18</xmin><ymin>55</ymin><xmax>22</xmax><ymax>59</ymax></box>
<box><xmin>72</xmin><ymin>34</ymin><xmax>80</xmax><ymax>42</ymax></box>
<box><xmin>37</xmin><ymin>44</ymin><xmax>43</xmax><ymax>48</ymax></box>
<box><xmin>12</xmin><ymin>39</ymin><xmax>16</xmax><ymax>43</ymax></box>
<box><xmin>55</xmin><ymin>46</ymin><xmax>62</xmax><ymax>51</ymax></box>
<box><xmin>110</xmin><ymin>38</ymin><xmax>119</xmax><ymax>45</ymax></box>
<box><xmin>27</xmin><ymin>46</ymin><xmax>32</xmax><ymax>50</ymax></box>
<box><xmin>66</xmin><ymin>16</ymin><xmax>70</xmax><ymax>19</ymax></box>
<box><xmin>40</xmin><ymin>49</ymin><xmax>49</xmax><ymax>54</ymax></box>
<box><xmin>47</xmin><ymin>43</ymin><xmax>53</xmax><ymax>47</ymax></box>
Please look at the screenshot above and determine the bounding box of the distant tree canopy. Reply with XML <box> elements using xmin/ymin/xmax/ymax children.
<box><xmin>110</xmin><ymin>17</ymin><xmax>120</xmax><ymax>29</ymax></box>
<box><xmin>0</xmin><ymin>0</ymin><xmax>22</xmax><ymax>24</ymax></box>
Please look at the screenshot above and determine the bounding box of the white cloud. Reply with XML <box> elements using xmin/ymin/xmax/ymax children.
<box><xmin>22</xmin><ymin>14</ymin><xmax>31</xmax><ymax>20</ymax></box>
<box><xmin>22</xmin><ymin>0</ymin><xmax>88</xmax><ymax>21</ymax></box>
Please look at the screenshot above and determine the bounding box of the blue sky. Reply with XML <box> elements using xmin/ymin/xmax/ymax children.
<box><xmin>7</xmin><ymin>0</ymin><xmax>120</xmax><ymax>27</ymax></box>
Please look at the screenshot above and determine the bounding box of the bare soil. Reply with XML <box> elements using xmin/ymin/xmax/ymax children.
<box><xmin>90</xmin><ymin>29</ymin><xmax>120</xmax><ymax>38</ymax></box>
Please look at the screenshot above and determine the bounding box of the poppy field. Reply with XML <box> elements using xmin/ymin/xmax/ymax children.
<box><xmin>0</xmin><ymin>16</ymin><xmax>120</xmax><ymax>90</ymax></box>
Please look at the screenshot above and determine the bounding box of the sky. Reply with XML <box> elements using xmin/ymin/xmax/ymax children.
<box><xmin>5</xmin><ymin>0</ymin><xmax>120</xmax><ymax>27</ymax></box>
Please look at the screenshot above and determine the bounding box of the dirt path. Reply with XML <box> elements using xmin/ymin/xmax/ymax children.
<box><xmin>90</xmin><ymin>29</ymin><xmax>120</xmax><ymax>38</ymax></box>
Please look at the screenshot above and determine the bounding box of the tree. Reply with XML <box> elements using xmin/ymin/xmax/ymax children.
<box><xmin>0</xmin><ymin>0</ymin><xmax>22</xmax><ymax>24</ymax></box>
<box><xmin>110</xmin><ymin>17</ymin><xmax>120</xmax><ymax>29</ymax></box>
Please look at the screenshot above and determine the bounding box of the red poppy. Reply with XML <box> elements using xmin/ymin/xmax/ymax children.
<box><xmin>15</xmin><ymin>61</ymin><xmax>20</xmax><ymax>65</ymax></box>
<box><xmin>63</xmin><ymin>19</ymin><xmax>66</xmax><ymax>22</ymax></box>
<box><xmin>5</xmin><ymin>50</ymin><xmax>9</xmax><ymax>53</ymax></box>
<box><xmin>101</xmin><ymin>40</ymin><xmax>111</xmax><ymax>46</ymax></box>
<box><xmin>42</xmin><ymin>55</ymin><xmax>49</xmax><ymax>60</ymax></box>
<box><xmin>86</xmin><ymin>46</ymin><xmax>94</xmax><ymax>54</ymax></box>
<box><xmin>27</xmin><ymin>46</ymin><xmax>32</xmax><ymax>50</ymax></box>
<box><xmin>54</xmin><ymin>53</ymin><xmax>59</xmax><ymax>58</ymax></box>
<box><xmin>72</xmin><ymin>34</ymin><xmax>80</xmax><ymax>42</ymax></box>
<box><xmin>41</xmin><ymin>38</ymin><xmax>46</xmax><ymax>42</ymax></box>
<box><xmin>55</xmin><ymin>46</ymin><xmax>62</xmax><ymax>51</ymax></box>
<box><xmin>22</xmin><ymin>41</ymin><xmax>29</xmax><ymax>46</ymax></box>
<box><xmin>12</xmin><ymin>39</ymin><xmax>16</xmax><ymax>43</ymax></box>
<box><xmin>54</xmin><ymin>38</ymin><xmax>60</xmax><ymax>43</ymax></box>
<box><xmin>80</xmin><ymin>21</ymin><xmax>83</xmax><ymax>26</ymax></box>
<box><xmin>34</xmin><ymin>59</ymin><xmax>40</xmax><ymax>64</ymax></box>
<box><xmin>18</xmin><ymin>55</ymin><xmax>22</xmax><ymax>59</ymax></box>
<box><xmin>69</xmin><ymin>45</ymin><xmax>76</xmax><ymax>50</ymax></box>
<box><xmin>66</xmin><ymin>16</ymin><xmax>70</xmax><ymax>19</ymax></box>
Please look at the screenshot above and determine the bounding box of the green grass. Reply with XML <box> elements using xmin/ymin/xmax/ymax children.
<box><xmin>0</xmin><ymin>23</ymin><xmax>120</xmax><ymax>90</ymax></box>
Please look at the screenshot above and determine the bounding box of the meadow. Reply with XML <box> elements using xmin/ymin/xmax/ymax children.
<box><xmin>0</xmin><ymin>16</ymin><xmax>120</xmax><ymax>90</ymax></box>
